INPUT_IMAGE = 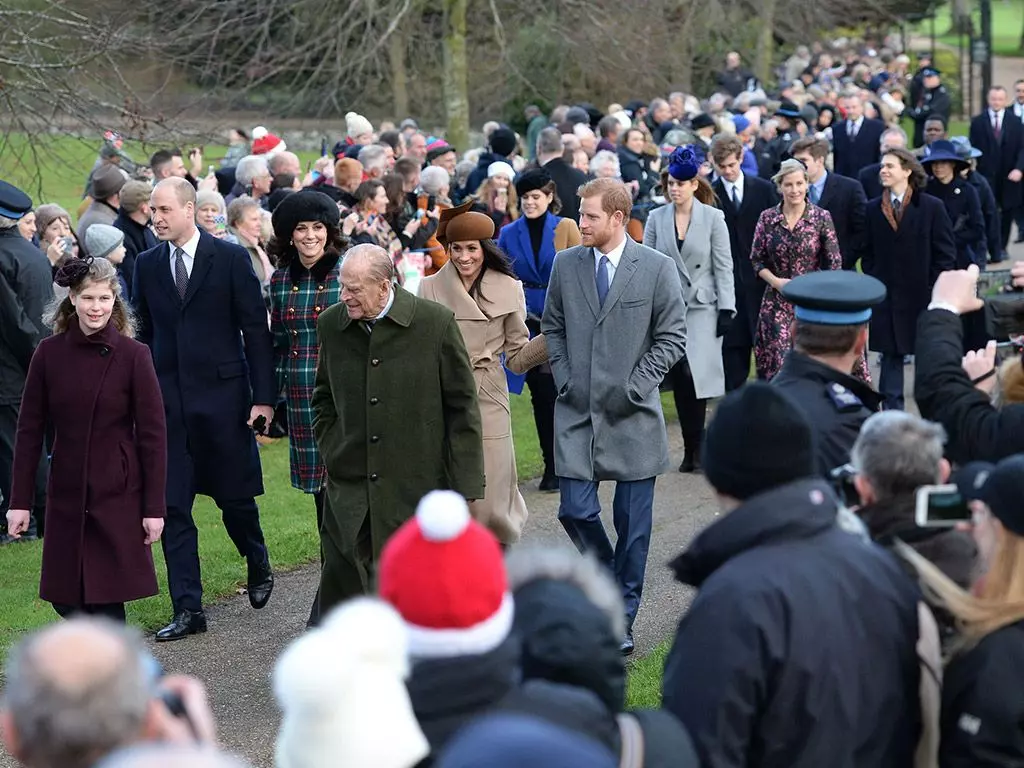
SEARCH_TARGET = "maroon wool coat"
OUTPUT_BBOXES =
[10,319,168,606]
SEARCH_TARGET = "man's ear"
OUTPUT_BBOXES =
[938,457,952,484]
[853,474,875,506]
[1,708,23,762]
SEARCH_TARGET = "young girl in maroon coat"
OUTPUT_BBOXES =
[6,256,168,622]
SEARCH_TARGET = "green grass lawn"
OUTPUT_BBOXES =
[626,640,670,709]
[910,0,1024,56]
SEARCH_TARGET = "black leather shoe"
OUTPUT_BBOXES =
[539,472,559,493]
[679,450,702,473]
[155,609,207,641]
[620,630,635,656]
[247,557,274,609]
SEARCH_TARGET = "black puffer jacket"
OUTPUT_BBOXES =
[500,578,699,768]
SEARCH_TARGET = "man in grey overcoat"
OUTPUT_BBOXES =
[542,178,687,654]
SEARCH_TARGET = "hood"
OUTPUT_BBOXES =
[670,478,839,588]
[511,579,625,712]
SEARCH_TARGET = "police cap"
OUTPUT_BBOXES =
[0,180,32,220]
[922,67,941,77]
[781,271,887,325]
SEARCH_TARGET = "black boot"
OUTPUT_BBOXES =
[538,469,559,493]
[679,433,703,473]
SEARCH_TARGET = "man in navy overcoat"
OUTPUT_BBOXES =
[134,177,276,641]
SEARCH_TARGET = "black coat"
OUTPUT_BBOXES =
[408,639,519,765]
[817,171,867,270]
[712,174,779,348]
[758,130,797,179]
[862,191,957,355]
[501,578,699,768]
[132,231,275,509]
[541,157,588,224]
[964,169,1001,261]
[113,210,158,301]
[858,162,884,201]
[940,620,1024,767]
[662,478,922,768]
[969,110,1024,210]
[772,350,884,475]
[926,177,985,268]
[617,147,657,201]
[909,86,952,146]
[0,229,52,405]
[464,151,509,198]
[831,117,885,178]
[915,308,1024,462]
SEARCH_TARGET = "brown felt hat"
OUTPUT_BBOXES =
[436,201,495,246]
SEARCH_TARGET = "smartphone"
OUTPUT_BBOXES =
[977,271,1010,299]
[61,235,75,253]
[914,484,971,527]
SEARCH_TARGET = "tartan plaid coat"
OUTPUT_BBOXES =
[270,254,342,493]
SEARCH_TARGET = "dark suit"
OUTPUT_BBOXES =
[965,169,1001,262]
[540,157,589,224]
[969,109,1024,249]
[712,174,779,390]
[133,229,275,613]
[831,118,885,178]
[858,162,884,201]
[815,172,867,270]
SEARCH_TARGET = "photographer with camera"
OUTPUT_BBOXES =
[1,618,217,768]
[915,262,1024,462]
[850,411,977,587]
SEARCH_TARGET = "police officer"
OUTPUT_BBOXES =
[908,67,952,147]
[758,101,802,179]
[771,270,887,475]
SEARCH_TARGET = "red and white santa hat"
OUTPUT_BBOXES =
[251,126,287,156]
[379,491,513,659]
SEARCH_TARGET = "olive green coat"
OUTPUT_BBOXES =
[312,286,485,611]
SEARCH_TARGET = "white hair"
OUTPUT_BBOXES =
[234,155,269,188]
[572,123,595,140]
[357,144,387,173]
[419,166,451,197]
[589,150,620,178]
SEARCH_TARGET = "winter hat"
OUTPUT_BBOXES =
[437,714,616,768]
[426,141,456,164]
[379,491,513,658]
[84,223,124,260]
[487,161,516,181]
[251,127,287,156]
[488,127,518,157]
[92,165,127,200]
[273,598,430,768]
[514,167,553,197]
[953,461,995,503]
[195,189,226,216]
[119,181,153,214]
[732,114,751,134]
[976,455,1024,536]
[436,201,495,246]
[271,189,341,242]
[704,382,816,501]
[667,146,702,181]
[34,204,71,236]
[690,113,716,132]
[346,111,374,140]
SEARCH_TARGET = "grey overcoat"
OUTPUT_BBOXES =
[542,238,687,481]
[643,199,735,399]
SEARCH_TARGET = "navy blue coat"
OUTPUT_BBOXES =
[712,174,779,348]
[817,172,867,270]
[663,478,922,768]
[832,117,885,178]
[858,162,883,201]
[969,110,1024,210]
[862,191,957,355]
[925,177,985,268]
[132,230,274,509]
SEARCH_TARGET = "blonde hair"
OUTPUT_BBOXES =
[472,177,519,221]
[48,257,136,338]
[772,158,808,187]
[897,529,1024,649]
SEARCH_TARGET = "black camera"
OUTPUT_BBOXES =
[980,271,1024,341]
[828,463,860,509]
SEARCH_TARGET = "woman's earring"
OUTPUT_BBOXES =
[290,239,294,246]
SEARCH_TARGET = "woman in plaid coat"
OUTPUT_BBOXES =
[268,190,344,624]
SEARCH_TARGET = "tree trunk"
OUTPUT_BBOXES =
[442,0,470,152]
[949,0,973,35]
[755,0,777,86]
[388,21,409,121]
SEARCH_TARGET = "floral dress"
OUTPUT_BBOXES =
[750,203,869,381]
[269,254,342,493]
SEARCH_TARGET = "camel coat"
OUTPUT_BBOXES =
[420,263,547,543]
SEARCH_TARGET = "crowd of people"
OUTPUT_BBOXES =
[3,35,1024,768]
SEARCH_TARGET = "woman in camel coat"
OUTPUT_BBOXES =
[420,202,546,544]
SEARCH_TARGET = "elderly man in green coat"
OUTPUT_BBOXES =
[312,243,485,615]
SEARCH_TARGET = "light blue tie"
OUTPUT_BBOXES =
[809,184,820,205]
[595,254,610,307]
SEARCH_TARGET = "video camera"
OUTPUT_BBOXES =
[979,271,1024,343]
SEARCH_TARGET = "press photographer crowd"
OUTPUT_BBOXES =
[6,35,1024,768]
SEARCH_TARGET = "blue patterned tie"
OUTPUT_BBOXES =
[595,254,610,307]
[173,247,189,300]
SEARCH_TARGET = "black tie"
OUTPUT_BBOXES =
[892,198,901,217]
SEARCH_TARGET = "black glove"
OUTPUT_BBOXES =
[716,309,734,338]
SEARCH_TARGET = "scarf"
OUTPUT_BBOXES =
[881,186,913,232]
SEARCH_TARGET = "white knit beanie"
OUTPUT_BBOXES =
[346,112,374,139]
[273,598,429,768]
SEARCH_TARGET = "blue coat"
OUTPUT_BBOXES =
[663,478,922,768]
[132,230,275,509]
[497,212,560,319]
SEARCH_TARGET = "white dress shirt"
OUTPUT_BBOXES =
[847,116,864,137]
[1014,101,1024,120]
[991,108,1006,131]
[374,285,396,321]
[169,226,201,281]
[595,235,627,286]
[723,174,745,206]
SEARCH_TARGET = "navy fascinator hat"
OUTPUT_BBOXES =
[667,145,701,182]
